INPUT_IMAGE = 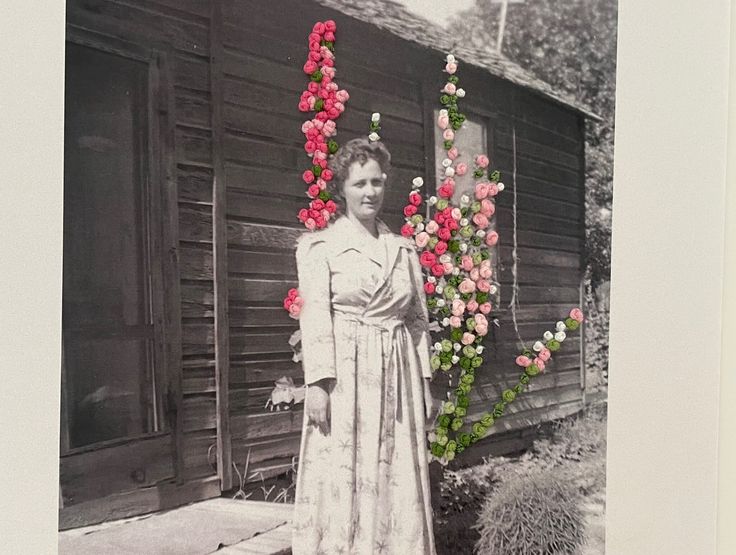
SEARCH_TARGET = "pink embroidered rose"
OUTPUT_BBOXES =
[307,184,320,198]
[437,114,449,130]
[313,151,327,162]
[301,120,314,133]
[324,19,337,32]
[451,299,465,316]
[449,316,462,328]
[401,223,414,238]
[409,192,422,207]
[308,50,321,62]
[312,199,325,211]
[312,22,326,34]
[474,313,487,327]
[403,204,418,218]
[431,263,445,277]
[443,129,455,141]
[334,101,345,113]
[448,146,459,160]
[479,302,492,314]
[322,120,337,136]
[446,219,459,231]
[461,255,474,272]
[303,60,318,74]
[485,231,499,246]
[424,282,436,295]
[473,213,489,229]
[442,261,454,274]
[475,154,490,168]
[475,182,489,200]
[476,279,491,293]
[298,208,309,222]
[298,100,310,112]
[321,169,333,181]
[425,220,439,234]
[304,140,316,154]
[451,207,462,221]
[324,30,335,42]
[445,62,458,74]
[288,302,302,318]
[570,308,584,322]
[336,89,350,103]
[308,32,321,43]
[438,183,454,199]
[538,348,552,362]
[534,357,546,371]
[516,355,532,367]
[305,218,316,230]
[455,163,468,176]
[415,232,430,248]
[458,278,476,294]
[461,332,476,345]
[488,183,499,197]
[419,251,437,268]
[480,199,495,217]
[312,118,324,130]
[475,323,488,336]
[327,107,339,119]
[437,227,451,242]
[443,83,457,95]
[479,261,493,279]
[434,241,448,255]
[316,178,327,190]
[470,267,480,282]
[325,200,337,213]
[302,170,315,184]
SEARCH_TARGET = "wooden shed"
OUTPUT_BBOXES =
[60,0,596,529]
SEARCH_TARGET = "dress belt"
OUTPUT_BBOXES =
[332,309,404,462]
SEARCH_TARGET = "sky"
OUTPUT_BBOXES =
[392,0,476,27]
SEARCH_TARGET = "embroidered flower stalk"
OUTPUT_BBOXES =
[297,19,347,231]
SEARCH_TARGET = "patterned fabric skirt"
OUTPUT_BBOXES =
[291,314,436,554]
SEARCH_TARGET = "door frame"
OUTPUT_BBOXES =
[59,25,185,527]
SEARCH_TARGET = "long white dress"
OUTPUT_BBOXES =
[291,216,437,555]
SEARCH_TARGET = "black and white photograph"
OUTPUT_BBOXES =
[56,0,617,553]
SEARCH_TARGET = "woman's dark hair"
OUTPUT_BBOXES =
[327,137,391,211]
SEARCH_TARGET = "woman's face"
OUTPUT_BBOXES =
[341,158,386,222]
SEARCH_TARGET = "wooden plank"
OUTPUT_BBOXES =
[499,245,580,269]
[66,0,209,56]
[175,88,210,128]
[180,244,213,280]
[496,130,580,171]
[231,411,304,440]
[496,189,582,222]
[179,204,212,243]
[60,435,175,507]
[172,52,210,92]
[58,476,220,530]
[177,125,212,166]
[229,278,298,304]
[231,332,295,357]
[210,0,232,491]
[496,206,581,238]
[229,306,296,328]
[228,222,302,250]
[228,249,296,277]
[181,281,214,318]
[178,164,213,204]
[495,149,580,189]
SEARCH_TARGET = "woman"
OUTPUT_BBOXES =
[291,137,437,554]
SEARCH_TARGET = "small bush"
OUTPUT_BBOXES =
[473,469,585,555]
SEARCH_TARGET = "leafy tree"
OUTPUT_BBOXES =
[450,0,617,383]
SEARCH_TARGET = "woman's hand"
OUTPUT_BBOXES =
[306,379,332,435]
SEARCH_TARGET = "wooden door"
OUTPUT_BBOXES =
[59,36,179,528]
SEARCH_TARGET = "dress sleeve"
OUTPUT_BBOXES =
[405,246,434,380]
[295,235,337,385]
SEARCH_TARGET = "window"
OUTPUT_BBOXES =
[61,42,166,450]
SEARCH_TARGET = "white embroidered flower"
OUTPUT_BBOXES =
[442,317,450,327]
[371,112,381,123]
[428,276,437,284]
[439,254,452,264]
[555,331,567,342]
[452,268,460,276]
[456,88,466,98]
[441,158,452,168]
[434,342,443,352]
[436,286,444,294]
[439,108,448,117]
[476,229,486,238]
[412,176,424,188]
[498,182,505,191]
[436,299,446,308]
[416,223,425,232]
[368,132,380,142]
[543,331,554,341]
[445,167,455,177]
[451,355,460,364]
[453,343,462,352]
[460,194,470,206]
[476,345,485,354]
[533,341,545,352]
[459,243,468,253]
[428,432,437,442]
[428,195,438,205]
[460,218,469,227]
[489,284,498,294]
[446,54,456,63]
[556,321,567,332]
